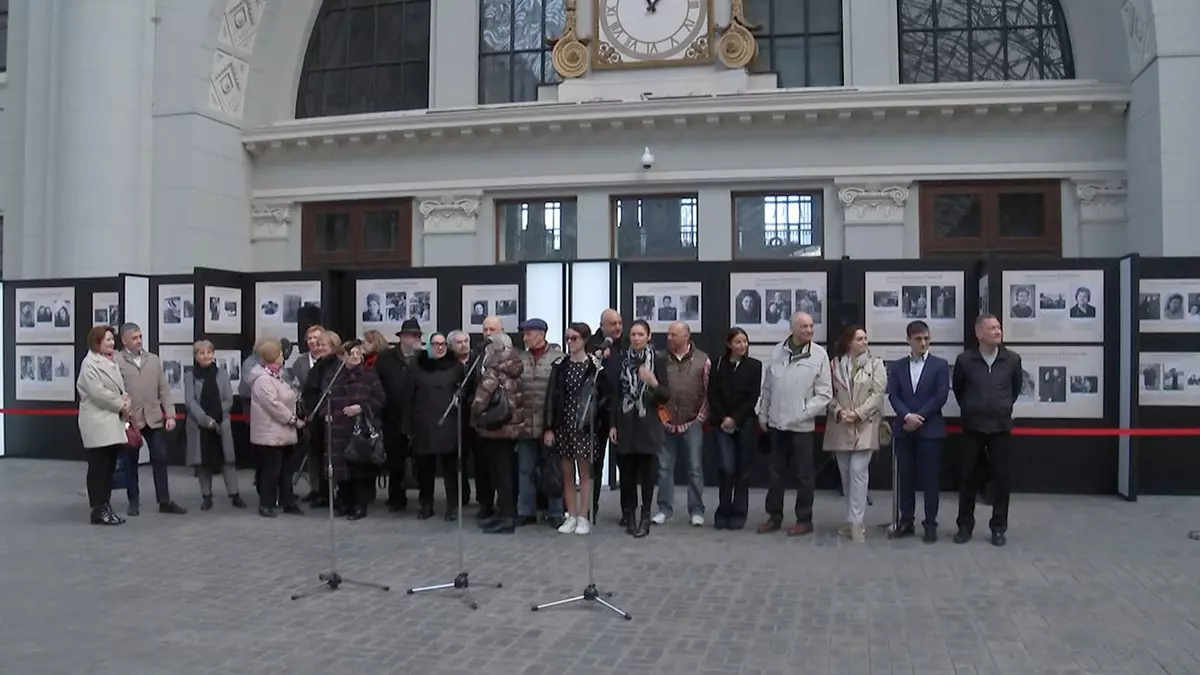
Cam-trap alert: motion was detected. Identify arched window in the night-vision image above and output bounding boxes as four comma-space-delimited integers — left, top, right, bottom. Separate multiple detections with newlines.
745, 0, 844, 88
296, 0, 431, 119
479, 0, 566, 104
898, 0, 1074, 83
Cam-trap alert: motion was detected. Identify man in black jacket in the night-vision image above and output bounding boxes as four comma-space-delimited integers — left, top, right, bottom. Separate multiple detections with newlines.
586, 308, 625, 524
952, 314, 1023, 547
375, 327, 418, 512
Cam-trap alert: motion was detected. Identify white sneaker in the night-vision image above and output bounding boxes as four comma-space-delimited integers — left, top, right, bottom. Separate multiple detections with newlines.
651, 512, 668, 525
557, 515, 578, 534
574, 517, 591, 535
690, 514, 705, 527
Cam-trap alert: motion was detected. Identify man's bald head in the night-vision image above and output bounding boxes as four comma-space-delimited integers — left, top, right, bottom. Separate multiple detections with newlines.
790, 311, 814, 344
666, 321, 690, 351
481, 315, 503, 337
600, 308, 623, 340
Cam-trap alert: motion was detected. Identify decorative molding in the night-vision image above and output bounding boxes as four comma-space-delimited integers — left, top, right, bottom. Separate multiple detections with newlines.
418, 196, 481, 235
1121, 0, 1156, 77
251, 202, 294, 241
716, 0, 760, 69
548, 0, 589, 79
217, 0, 268, 54
242, 81, 1131, 156
838, 185, 911, 225
1076, 180, 1128, 223
209, 50, 250, 119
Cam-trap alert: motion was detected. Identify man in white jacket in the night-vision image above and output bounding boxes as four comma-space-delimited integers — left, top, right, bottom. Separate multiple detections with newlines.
756, 312, 832, 537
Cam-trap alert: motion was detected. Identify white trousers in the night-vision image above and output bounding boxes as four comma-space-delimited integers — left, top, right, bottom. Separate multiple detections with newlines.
836, 451, 872, 525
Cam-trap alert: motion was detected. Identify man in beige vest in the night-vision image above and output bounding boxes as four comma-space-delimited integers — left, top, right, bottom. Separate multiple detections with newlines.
653, 322, 710, 527
117, 323, 188, 516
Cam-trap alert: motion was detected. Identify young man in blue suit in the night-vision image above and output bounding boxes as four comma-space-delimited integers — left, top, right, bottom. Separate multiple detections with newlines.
886, 320, 950, 543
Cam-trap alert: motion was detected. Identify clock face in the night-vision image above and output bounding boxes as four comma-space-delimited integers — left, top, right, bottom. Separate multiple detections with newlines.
596, 0, 712, 66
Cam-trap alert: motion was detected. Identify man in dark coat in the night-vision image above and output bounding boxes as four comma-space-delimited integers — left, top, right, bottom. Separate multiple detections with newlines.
587, 308, 625, 524
373, 319, 422, 512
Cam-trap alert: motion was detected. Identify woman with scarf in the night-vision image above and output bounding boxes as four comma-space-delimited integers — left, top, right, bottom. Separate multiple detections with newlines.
611, 319, 670, 538
824, 324, 888, 542
403, 332, 465, 521
184, 340, 245, 511
325, 339, 387, 520
543, 322, 606, 535
301, 330, 343, 510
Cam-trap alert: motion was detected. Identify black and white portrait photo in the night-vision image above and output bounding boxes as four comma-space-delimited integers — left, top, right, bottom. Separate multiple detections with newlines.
634, 295, 655, 322
182, 299, 194, 319
470, 301, 488, 326
1163, 293, 1185, 320
1070, 375, 1098, 394
260, 300, 279, 317
409, 291, 432, 323
53, 301, 72, 329
496, 300, 518, 317
282, 294, 303, 323
1038, 366, 1067, 403
930, 286, 956, 319
632, 282, 703, 332
1019, 368, 1036, 399
1139, 293, 1161, 321
37, 356, 53, 382
1069, 287, 1096, 318
872, 291, 899, 308
657, 295, 678, 322
209, 297, 221, 322
94, 308, 109, 325
108, 304, 121, 326
1009, 285, 1036, 319
164, 360, 182, 387
163, 296, 183, 324
19, 356, 35, 381
734, 290, 762, 324
1162, 366, 1185, 391
385, 291, 407, 323
764, 290, 791, 325
901, 286, 928, 319
19, 301, 35, 328
1189, 293, 1200, 318
362, 293, 384, 323
224, 301, 238, 318
1141, 363, 1161, 391
1038, 291, 1066, 311
36, 305, 52, 323
795, 289, 822, 324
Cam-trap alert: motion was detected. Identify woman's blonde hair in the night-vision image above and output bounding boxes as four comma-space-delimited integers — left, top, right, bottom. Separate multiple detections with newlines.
193, 340, 215, 355
257, 339, 282, 364
361, 329, 389, 354
323, 331, 342, 350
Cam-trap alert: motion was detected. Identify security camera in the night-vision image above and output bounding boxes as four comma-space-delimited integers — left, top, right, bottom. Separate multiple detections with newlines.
641, 147, 655, 170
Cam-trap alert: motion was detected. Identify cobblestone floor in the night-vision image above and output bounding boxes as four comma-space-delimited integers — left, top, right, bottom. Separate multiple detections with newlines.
1, 459, 1198, 675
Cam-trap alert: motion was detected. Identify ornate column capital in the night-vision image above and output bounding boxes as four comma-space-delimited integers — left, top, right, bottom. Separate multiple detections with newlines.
417, 195, 482, 234
250, 201, 294, 241
1075, 180, 1128, 223
1121, 0, 1157, 76
837, 184, 910, 225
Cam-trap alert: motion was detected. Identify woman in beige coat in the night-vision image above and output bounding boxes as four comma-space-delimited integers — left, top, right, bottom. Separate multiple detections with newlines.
77, 325, 132, 526
825, 324, 888, 542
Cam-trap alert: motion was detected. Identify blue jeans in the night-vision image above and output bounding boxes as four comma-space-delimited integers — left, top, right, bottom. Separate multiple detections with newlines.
714, 421, 756, 527
894, 435, 942, 528
124, 426, 172, 505
517, 439, 563, 518
656, 424, 705, 518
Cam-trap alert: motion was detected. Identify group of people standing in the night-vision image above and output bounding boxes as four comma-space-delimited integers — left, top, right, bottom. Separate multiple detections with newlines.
76, 308, 1024, 547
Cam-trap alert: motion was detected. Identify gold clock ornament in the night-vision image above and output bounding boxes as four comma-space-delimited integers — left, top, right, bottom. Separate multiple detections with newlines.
716, 0, 760, 69
593, 0, 715, 70
549, 0, 591, 79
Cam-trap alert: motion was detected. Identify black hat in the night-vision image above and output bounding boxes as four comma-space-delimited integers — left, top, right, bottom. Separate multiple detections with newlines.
396, 319, 422, 336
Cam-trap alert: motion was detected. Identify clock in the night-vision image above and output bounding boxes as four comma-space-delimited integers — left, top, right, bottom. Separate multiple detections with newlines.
593, 0, 714, 70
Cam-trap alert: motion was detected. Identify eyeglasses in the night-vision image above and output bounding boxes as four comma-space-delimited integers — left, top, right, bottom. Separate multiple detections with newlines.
566, 335, 582, 342
431, 341, 447, 347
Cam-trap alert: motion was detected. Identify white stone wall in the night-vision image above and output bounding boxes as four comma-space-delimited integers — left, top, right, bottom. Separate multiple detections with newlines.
0, 0, 1190, 278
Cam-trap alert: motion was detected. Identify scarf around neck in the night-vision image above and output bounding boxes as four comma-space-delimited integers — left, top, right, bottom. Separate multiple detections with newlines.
621, 346, 654, 417
193, 361, 224, 424
834, 351, 871, 394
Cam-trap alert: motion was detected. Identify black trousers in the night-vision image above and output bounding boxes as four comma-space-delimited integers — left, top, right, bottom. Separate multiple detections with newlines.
617, 454, 655, 515
715, 421, 756, 527
895, 435, 942, 528
306, 422, 329, 498
384, 433, 409, 506
338, 476, 373, 510
470, 428, 494, 512
479, 438, 516, 519
415, 453, 459, 510
256, 444, 298, 509
87, 444, 124, 508
764, 429, 816, 524
957, 430, 1012, 532
592, 421, 610, 514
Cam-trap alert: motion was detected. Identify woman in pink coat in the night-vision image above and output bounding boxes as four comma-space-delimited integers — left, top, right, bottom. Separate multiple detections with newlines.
248, 340, 306, 518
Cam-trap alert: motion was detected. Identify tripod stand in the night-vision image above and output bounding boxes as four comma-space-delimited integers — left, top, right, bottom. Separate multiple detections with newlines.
406, 349, 500, 610
290, 358, 392, 600
531, 357, 631, 620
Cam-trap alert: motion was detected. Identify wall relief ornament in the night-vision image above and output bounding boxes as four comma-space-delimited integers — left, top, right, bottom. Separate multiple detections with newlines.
217, 0, 267, 54
838, 185, 910, 225
549, 0, 591, 79
250, 202, 293, 241
209, 50, 250, 119
1122, 0, 1156, 77
716, 0, 760, 69
419, 196, 481, 235
1076, 180, 1128, 223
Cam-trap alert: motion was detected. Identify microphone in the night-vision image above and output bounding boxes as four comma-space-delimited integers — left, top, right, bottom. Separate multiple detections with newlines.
600, 337, 614, 349
280, 337, 295, 361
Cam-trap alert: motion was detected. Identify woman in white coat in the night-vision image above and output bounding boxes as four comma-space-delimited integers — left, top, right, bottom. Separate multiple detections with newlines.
824, 324, 888, 542
77, 325, 132, 526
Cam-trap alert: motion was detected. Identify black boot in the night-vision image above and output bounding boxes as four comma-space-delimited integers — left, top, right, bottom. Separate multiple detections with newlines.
634, 510, 651, 538
200, 495, 214, 511
623, 510, 637, 536
417, 504, 435, 520
104, 504, 127, 524
444, 508, 458, 522
91, 505, 122, 526
258, 506, 277, 518
230, 494, 247, 509
482, 517, 515, 534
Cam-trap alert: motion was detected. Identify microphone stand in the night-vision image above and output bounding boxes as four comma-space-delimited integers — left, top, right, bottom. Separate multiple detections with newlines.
877, 434, 899, 539
406, 349, 501, 610
290, 358, 391, 600
531, 356, 631, 620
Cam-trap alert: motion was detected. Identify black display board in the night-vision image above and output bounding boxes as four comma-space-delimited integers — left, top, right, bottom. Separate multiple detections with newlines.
981, 257, 1122, 494
3, 277, 120, 460
1131, 256, 1200, 495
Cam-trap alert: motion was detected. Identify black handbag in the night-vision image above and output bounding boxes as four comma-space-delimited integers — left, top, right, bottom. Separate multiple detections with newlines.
476, 386, 512, 431
345, 416, 386, 465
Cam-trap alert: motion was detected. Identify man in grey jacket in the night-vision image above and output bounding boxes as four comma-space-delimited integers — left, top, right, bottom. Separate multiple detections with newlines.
756, 312, 832, 537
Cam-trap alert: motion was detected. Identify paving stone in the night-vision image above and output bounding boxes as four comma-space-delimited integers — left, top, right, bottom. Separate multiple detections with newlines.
1, 459, 1199, 675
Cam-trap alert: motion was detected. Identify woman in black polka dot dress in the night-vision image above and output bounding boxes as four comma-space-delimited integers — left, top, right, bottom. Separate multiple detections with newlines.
543, 322, 606, 535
